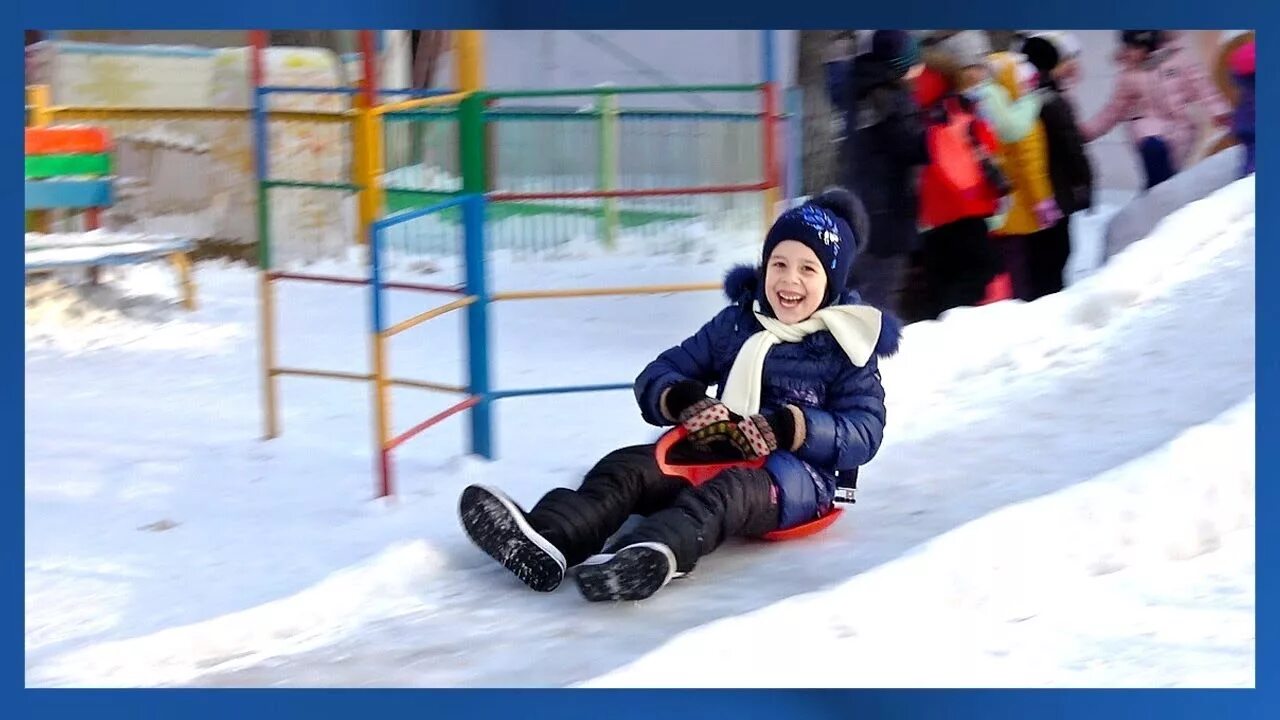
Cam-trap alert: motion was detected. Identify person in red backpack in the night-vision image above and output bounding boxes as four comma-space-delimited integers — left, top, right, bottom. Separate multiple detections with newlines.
912, 58, 1007, 319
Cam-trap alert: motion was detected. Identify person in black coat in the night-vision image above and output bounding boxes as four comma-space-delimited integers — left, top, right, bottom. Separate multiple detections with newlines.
1019, 32, 1094, 300
836, 31, 931, 315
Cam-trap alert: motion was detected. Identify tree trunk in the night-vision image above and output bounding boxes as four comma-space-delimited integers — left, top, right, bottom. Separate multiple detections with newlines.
796, 30, 844, 196
410, 31, 450, 89
985, 30, 1021, 54
269, 31, 343, 54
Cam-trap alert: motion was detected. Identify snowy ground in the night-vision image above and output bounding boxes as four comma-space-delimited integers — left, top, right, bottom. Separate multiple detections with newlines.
24, 179, 1254, 687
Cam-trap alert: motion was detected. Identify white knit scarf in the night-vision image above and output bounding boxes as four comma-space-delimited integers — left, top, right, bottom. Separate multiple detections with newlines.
719, 303, 883, 417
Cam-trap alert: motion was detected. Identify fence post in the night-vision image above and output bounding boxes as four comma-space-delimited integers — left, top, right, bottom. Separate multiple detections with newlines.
250, 31, 280, 441
456, 31, 494, 459
761, 30, 780, 226
369, 218, 394, 496
596, 90, 620, 249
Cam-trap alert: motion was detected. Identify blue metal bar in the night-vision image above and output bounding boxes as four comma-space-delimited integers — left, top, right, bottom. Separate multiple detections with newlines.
259, 85, 361, 96
490, 383, 633, 401
373, 194, 475, 231
761, 30, 776, 86
463, 195, 493, 458
370, 225, 386, 335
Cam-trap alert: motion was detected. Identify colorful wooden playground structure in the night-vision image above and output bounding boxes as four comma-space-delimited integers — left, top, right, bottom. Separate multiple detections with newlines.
250, 30, 785, 499
24, 88, 197, 310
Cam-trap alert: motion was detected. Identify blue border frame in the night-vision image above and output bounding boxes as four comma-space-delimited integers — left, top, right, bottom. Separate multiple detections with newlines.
15, 2, 1272, 717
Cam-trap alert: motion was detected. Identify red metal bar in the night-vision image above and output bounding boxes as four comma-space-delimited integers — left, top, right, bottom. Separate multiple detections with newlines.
489, 182, 769, 202
387, 396, 481, 451
267, 271, 368, 287
359, 31, 377, 108
383, 280, 466, 294
762, 83, 780, 193
249, 31, 266, 89
378, 447, 393, 498
265, 271, 464, 294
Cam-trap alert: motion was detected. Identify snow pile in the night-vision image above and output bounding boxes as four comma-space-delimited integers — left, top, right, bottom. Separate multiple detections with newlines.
29, 541, 451, 688
883, 175, 1253, 443
581, 396, 1254, 688
25, 263, 243, 355
23, 177, 1253, 688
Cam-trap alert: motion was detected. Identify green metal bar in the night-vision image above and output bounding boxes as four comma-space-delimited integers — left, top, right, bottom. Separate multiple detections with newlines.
25, 153, 111, 178
619, 109, 764, 120
263, 179, 363, 192
481, 83, 762, 100
384, 187, 465, 198
384, 107, 777, 123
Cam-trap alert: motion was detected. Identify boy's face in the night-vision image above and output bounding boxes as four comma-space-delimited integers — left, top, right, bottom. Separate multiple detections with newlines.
764, 240, 827, 324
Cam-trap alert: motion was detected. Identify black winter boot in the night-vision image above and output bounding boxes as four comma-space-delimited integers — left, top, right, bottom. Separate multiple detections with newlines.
460, 445, 687, 592
574, 466, 779, 602
459, 484, 567, 592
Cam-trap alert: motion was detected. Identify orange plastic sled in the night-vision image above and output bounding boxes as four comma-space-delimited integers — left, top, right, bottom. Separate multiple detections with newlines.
655, 427, 843, 541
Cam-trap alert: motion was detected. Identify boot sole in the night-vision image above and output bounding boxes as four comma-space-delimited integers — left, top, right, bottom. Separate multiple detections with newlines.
459, 484, 567, 592
574, 543, 676, 602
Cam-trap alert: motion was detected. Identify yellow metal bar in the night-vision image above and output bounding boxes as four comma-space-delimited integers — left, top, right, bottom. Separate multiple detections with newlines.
272, 367, 373, 382
44, 106, 355, 123
454, 31, 485, 92
352, 100, 370, 245
353, 103, 376, 244
764, 186, 781, 231
27, 85, 52, 127
371, 91, 470, 117
382, 296, 477, 337
259, 273, 280, 439
491, 282, 721, 302
390, 378, 469, 394
366, 107, 385, 228
170, 252, 197, 311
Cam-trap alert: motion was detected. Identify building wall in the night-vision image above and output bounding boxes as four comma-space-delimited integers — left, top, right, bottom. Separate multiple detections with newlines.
51, 29, 1237, 192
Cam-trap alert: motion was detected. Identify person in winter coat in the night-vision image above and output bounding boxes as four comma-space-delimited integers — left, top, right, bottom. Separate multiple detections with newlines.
921, 30, 1047, 144
986, 52, 1062, 299
1017, 32, 1094, 300
1227, 39, 1256, 176
459, 189, 902, 602
837, 30, 930, 316
912, 57, 1006, 318
1081, 31, 1231, 190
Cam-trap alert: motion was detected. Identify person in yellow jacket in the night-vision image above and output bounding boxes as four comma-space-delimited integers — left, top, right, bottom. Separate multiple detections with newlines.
985, 51, 1062, 301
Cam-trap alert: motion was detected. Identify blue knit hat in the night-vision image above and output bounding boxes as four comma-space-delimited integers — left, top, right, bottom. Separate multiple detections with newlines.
761, 188, 867, 309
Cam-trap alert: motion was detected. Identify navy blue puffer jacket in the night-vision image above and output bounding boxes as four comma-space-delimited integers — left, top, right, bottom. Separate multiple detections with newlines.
634, 265, 903, 528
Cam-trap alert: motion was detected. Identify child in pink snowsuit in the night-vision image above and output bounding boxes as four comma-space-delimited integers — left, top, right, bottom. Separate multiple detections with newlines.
1081, 30, 1230, 189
